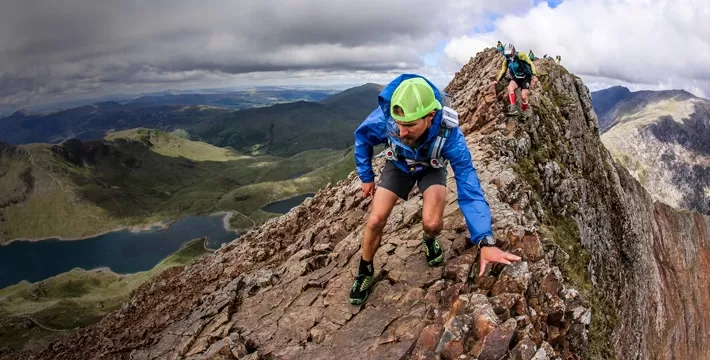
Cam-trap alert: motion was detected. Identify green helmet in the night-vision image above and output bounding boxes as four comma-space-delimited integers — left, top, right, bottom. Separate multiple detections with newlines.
390, 77, 442, 122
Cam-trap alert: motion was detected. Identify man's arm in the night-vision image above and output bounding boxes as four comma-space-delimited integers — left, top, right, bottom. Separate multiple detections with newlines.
441, 127, 494, 245
496, 59, 508, 81
354, 107, 388, 183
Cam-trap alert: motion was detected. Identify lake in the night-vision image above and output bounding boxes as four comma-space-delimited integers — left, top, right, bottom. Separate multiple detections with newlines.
0, 213, 238, 288
261, 193, 315, 214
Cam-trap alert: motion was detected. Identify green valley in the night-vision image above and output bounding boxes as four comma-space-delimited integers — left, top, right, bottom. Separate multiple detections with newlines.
0, 128, 354, 243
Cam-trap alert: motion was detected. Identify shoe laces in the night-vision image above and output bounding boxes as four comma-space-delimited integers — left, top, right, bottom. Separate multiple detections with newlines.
353, 274, 372, 292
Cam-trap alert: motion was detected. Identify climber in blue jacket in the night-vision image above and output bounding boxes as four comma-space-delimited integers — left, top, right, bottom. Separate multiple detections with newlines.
349, 74, 521, 305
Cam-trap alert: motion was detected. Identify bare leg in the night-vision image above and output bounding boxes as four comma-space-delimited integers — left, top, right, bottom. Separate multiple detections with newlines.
507, 80, 519, 104
421, 185, 446, 238
521, 88, 530, 111
361, 187, 399, 261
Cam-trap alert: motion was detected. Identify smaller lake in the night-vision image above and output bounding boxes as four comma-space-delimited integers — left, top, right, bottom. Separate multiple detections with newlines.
286, 170, 310, 180
261, 193, 315, 214
0, 214, 238, 288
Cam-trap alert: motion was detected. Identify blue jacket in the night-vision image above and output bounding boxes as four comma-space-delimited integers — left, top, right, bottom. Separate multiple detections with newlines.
353, 74, 493, 245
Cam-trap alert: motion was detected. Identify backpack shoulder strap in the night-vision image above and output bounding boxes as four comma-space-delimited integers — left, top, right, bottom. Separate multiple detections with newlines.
429, 124, 452, 167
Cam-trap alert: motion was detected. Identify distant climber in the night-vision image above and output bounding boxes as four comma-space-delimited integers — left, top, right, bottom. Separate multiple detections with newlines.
555, 55, 561, 64
496, 41, 504, 54
492, 44, 539, 116
350, 74, 521, 305
529, 50, 536, 61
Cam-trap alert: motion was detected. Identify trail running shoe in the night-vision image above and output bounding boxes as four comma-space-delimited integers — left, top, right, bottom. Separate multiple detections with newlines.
507, 104, 520, 116
349, 273, 373, 305
423, 236, 444, 266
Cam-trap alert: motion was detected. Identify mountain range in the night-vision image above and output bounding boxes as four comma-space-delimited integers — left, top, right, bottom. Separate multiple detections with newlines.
0, 83, 383, 157
592, 86, 710, 215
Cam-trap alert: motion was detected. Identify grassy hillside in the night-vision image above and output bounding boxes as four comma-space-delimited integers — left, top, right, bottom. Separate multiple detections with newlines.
319, 83, 384, 109
0, 129, 354, 243
189, 85, 381, 157
105, 128, 252, 162
0, 237, 210, 350
218, 148, 356, 228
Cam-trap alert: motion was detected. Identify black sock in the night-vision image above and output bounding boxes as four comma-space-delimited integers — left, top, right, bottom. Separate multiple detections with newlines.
423, 233, 436, 244
359, 257, 374, 276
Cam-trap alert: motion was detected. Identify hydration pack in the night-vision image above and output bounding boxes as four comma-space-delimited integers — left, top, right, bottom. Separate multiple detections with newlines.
507, 53, 532, 78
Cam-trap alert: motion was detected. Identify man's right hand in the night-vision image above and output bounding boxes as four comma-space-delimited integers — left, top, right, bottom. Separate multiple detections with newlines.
478, 246, 522, 276
361, 182, 375, 198
491, 80, 499, 85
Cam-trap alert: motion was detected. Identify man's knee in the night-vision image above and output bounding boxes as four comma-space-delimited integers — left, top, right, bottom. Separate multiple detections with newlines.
507, 81, 517, 92
366, 213, 388, 232
422, 217, 443, 235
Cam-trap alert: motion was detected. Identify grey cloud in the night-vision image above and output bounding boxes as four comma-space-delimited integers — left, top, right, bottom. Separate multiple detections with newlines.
0, 0, 535, 106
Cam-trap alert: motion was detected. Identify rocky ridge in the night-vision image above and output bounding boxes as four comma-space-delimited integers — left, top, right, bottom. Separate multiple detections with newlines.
4, 49, 710, 360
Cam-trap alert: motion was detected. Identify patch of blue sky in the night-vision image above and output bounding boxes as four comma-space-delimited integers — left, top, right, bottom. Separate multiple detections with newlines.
535, 0, 563, 8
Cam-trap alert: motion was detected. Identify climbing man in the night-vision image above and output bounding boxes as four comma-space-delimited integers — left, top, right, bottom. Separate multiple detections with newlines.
528, 49, 536, 61
492, 44, 538, 116
496, 41, 504, 54
349, 74, 522, 305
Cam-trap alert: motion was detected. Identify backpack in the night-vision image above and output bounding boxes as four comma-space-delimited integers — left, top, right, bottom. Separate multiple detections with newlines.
507, 53, 532, 78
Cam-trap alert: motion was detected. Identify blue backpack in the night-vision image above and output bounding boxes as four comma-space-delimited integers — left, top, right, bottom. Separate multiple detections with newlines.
507, 53, 532, 78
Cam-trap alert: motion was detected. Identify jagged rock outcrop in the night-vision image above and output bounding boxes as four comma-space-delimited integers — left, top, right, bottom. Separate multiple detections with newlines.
5, 49, 710, 360
449, 52, 710, 360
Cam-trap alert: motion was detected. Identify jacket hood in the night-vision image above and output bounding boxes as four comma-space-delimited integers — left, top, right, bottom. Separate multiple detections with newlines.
377, 74, 444, 146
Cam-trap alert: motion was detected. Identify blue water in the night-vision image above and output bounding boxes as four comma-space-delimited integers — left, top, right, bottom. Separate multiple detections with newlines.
0, 214, 238, 288
261, 193, 315, 214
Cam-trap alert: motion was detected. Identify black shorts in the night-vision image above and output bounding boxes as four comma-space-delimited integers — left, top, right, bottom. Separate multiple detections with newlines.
377, 161, 447, 200
512, 75, 532, 90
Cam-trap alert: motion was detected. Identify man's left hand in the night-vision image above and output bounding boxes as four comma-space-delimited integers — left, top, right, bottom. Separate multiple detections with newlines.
478, 246, 522, 276
532, 76, 539, 87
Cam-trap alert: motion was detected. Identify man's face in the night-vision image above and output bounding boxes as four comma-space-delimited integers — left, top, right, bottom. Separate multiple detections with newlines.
392, 107, 435, 147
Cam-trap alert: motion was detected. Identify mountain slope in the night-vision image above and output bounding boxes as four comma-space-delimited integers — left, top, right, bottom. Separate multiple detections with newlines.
0, 130, 349, 243
589, 86, 631, 129
0, 104, 231, 145
190, 86, 382, 157
6, 50, 710, 360
594, 87, 710, 215
319, 83, 384, 109
592, 86, 696, 131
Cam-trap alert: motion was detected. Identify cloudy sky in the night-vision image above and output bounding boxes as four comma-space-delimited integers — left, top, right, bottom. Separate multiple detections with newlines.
1, 0, 708, 111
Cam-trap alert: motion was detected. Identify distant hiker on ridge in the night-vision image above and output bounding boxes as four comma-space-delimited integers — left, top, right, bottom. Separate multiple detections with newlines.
528, 49, 536, 61
496, 41, 504, 54
556, 55, 561, 64
492, 44, 538, 116
349, 74, 521, 305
